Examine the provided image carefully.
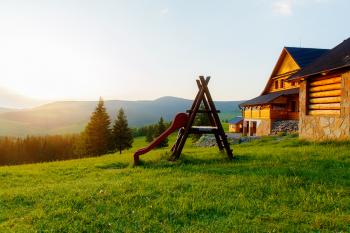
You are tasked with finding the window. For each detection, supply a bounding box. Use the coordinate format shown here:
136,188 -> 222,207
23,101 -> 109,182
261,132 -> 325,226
280,79 -> 284,88
274,80 -> 278,89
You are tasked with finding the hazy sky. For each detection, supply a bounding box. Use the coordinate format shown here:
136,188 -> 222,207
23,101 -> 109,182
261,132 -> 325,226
0,0 -> 349,102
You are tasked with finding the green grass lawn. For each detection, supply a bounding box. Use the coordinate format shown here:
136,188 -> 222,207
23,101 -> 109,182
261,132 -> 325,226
0,135 -> 349,232
221,122 -> 229,133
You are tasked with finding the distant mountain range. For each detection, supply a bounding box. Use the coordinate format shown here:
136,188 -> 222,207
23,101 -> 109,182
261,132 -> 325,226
0,96 -> 243,137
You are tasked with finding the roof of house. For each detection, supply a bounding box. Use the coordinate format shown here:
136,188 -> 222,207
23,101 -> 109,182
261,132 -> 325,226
228,116 -> 243,124
284,47 -> 330,68
288,37 -> 350,80
240,88 -> 299,107
261,47 -> 329,95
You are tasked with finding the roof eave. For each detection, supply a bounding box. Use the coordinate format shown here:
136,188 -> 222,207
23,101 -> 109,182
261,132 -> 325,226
288,64 -> 350,81
240,88 -> 299,108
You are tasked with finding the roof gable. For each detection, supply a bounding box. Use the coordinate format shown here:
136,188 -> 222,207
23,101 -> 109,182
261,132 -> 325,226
261,48 -> 299,94
274,50 -> 300,76
261,47 -> 329,95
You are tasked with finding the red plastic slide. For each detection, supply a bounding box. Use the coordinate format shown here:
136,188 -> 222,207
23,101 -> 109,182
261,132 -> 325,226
133,113 -> 189,164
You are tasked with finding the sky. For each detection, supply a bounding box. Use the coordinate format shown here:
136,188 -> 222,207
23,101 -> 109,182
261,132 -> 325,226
0,0 -> 349,105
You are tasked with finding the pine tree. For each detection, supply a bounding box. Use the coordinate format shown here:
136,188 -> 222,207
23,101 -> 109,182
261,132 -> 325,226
112,108 -> 133,154
194,104 -> 211,126
83,97 -> 112,156
155,117 -> 168,148
145,125 -> 155,143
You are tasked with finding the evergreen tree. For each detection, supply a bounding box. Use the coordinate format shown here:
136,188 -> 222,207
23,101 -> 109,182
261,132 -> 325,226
145,125 -> 155,143
112,108 -> 133,154
155,117 -> 168,148
194,104 -> 211,126
83,97 -> 112,156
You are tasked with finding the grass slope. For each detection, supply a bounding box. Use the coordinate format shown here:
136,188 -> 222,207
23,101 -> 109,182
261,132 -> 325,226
0,136 -> 349,232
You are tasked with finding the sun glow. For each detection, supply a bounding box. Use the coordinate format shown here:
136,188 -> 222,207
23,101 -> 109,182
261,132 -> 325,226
0,1 -> 346,104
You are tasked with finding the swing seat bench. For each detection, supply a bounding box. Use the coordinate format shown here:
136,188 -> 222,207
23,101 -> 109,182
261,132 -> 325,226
190,126 -> 218,134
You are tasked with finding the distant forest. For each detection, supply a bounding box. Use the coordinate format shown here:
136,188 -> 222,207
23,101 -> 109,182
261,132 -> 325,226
0,135 -> 82,165
0,120 -> 171,166
0,97 -> 230,166
0,99 -> 173,166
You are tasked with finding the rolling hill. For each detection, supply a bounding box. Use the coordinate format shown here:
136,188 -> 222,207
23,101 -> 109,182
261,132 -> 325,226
0,96 -> 243,136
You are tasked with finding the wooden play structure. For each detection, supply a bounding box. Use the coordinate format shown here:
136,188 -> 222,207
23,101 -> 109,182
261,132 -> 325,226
133,76 -> 233,165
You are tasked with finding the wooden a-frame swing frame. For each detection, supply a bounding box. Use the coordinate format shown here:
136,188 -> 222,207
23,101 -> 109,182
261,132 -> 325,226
169,76 -> 233,161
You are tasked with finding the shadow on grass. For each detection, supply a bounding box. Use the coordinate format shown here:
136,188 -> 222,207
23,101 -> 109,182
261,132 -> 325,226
134,151 -> 349,186
137,151 -> 253,169
95,162 -> 129,170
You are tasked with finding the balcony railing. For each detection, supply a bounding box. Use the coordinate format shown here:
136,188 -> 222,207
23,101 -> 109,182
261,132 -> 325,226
243,108 -> 298,120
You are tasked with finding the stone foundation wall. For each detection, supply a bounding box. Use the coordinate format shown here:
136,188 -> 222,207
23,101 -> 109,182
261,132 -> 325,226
271,120 -> 298,135
299,116 -> 349,140
299,71 -> 350,140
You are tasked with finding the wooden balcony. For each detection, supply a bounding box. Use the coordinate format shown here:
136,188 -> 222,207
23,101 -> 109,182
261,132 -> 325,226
243,108 -> 298,120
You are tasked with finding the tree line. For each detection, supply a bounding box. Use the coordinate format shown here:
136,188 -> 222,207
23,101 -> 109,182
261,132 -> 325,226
132,117 -> 171,147
0,134 -> 81,165
0,98 -> 134,165
132,104 -> 210,143
0,98 -> 204,166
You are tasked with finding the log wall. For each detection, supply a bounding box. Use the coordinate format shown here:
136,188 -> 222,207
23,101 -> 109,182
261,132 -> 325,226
299,71 -> 350,140
308,76 -> 341,116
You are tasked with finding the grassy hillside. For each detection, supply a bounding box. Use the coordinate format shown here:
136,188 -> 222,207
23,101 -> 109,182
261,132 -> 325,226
0,136 -> 349,232
0,97 -> 243,137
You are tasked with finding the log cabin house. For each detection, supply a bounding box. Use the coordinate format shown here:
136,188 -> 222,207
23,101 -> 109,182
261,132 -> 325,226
228,116 -> 243,133
288,37 -> 350,140
240,47 -> 329,136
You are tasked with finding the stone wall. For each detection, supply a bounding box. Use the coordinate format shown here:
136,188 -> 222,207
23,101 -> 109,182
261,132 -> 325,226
299,71 -> 350,140
271,120 -> 298,135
